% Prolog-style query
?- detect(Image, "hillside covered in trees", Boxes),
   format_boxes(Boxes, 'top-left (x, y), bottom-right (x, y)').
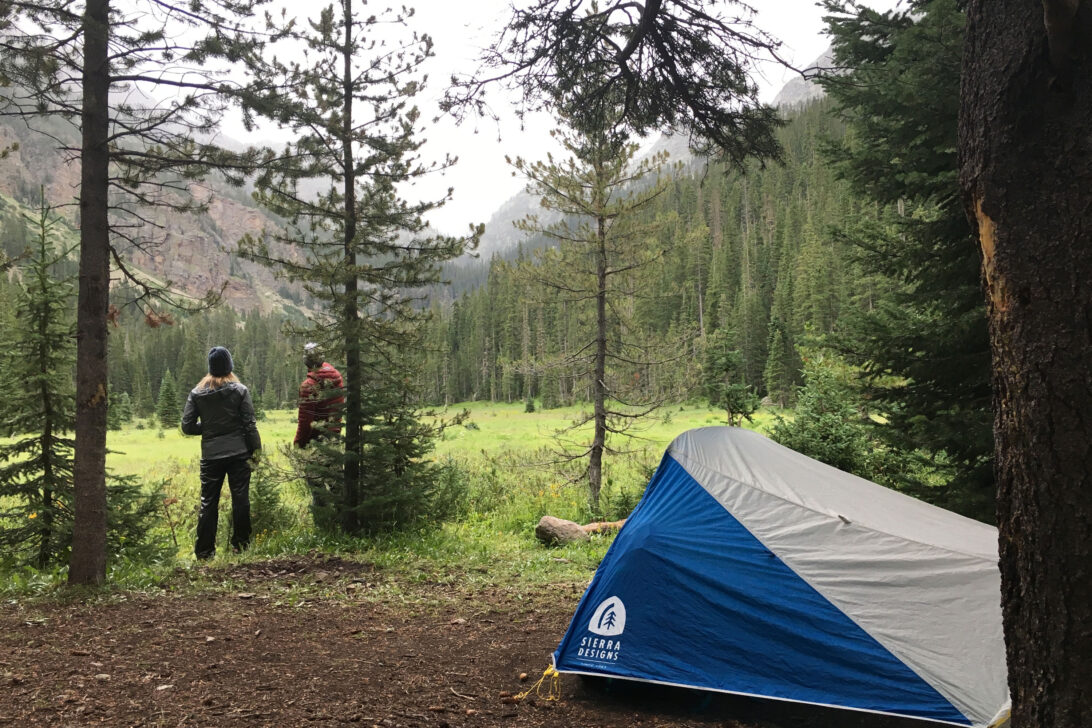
top-left (421, 101), bottom-right (853, 409)
top-left (419, 78), bottom-right (991, 522)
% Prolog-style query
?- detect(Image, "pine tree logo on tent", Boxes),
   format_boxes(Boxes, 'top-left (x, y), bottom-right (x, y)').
top-left (588, 597), bottom-right (626, 636)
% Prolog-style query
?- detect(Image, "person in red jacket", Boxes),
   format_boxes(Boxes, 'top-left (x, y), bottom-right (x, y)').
top-left (294, 343), bottom-right (345, 448)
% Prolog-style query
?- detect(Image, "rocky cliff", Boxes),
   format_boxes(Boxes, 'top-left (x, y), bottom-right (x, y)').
top-left (0, 117), bottom-right (300, 313)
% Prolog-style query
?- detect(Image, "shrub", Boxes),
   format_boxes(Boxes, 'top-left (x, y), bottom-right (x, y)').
top-left (429, 457), bottom-right (471, 522)
top-left (769, 353), bottom-right (912, 488)
top-left (249, 459), bottom-right (294, 537)
top-left (769, 355), bottom-right (869, 475)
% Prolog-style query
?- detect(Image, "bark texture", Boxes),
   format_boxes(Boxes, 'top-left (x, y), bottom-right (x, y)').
top-left (68, 0), bottom-right (110, 586)
top-left (340, 0), bottom-right (361, 535)
top-left (959, 2), bottom-right (1092, 725)
top-left (589, 212), bottom-right (607, 510)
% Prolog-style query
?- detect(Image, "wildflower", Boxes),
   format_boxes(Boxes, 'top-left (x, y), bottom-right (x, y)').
top-left (28, 513), bottom-right (37, 519)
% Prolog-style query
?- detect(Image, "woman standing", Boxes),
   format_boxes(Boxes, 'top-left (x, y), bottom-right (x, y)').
top-left (181, 346), bottom-right (262, 560)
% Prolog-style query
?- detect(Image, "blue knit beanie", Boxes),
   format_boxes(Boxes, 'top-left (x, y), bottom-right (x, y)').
top-left (208, 346), bottom-right (234, 377)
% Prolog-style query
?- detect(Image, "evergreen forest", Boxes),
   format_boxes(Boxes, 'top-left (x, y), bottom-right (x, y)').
top-left (0, 0), bottom-right (992, 528)
top-left (1, 0), bottom-right (1090, 725)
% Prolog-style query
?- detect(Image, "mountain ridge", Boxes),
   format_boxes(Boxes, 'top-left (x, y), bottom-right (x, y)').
top-left (0, 63), bottom-right (826, 311)
top-left (467, 54), bottom-right (828, 262)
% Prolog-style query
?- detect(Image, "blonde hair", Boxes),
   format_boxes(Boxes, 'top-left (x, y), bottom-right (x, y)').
top-left (197, 373), bottom-right (240, 390)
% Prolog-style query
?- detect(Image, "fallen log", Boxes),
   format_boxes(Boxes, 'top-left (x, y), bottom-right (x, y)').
top-left (535, 516), bottom-right (627, 545)
top-left (581, 519), bottom-right (626, 534)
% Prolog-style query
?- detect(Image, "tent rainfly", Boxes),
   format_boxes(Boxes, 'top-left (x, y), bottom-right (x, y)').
top-left (553, 427), bottom-right (1009, 727)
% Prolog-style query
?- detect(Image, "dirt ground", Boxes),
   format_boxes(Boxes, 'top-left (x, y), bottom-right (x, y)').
top-left (0, 555), bottom-right (930, 728)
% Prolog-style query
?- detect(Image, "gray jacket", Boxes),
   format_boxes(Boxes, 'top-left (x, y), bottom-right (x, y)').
top-left (181, 382), bottom-right (262, 461)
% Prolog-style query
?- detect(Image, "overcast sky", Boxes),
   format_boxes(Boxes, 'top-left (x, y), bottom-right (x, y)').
top-left (230, 0), bottom-right (901, 234)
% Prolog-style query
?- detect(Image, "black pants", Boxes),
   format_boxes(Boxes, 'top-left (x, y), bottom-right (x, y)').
top-left (194, 454), bottom-right (252, 559)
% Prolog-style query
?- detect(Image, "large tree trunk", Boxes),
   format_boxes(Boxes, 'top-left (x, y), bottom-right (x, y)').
top-left (69, 0), bottom-right (111, 586)
top-left (38, 286), bottom-right (56, 570)
top-left (589, 213), bottom-right (607, 510)
top-left (959, 2), bottom-right (1092, 725)
top-left (340, 0), bottom-right (361, 535)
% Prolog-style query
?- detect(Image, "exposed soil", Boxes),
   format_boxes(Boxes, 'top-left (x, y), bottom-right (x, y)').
top-left (0, 555), bottom-right (928, 728)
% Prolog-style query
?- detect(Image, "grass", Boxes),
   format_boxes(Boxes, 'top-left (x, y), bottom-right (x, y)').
top-left (108, 401), bottom-right (769, 473)
top-left (107, 409), bottom-right (301, 476)
top-left (431, 400), bottom-right (775, 458)
top-left (3, 401), bottom-right (780, 597)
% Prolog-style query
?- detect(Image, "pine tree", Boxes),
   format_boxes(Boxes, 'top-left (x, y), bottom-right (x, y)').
top-left (763, 327), bottom-right (795, 408)
top-left (702, 328), bottom-right (759, 426)
top-left (155, 369), bottom-right (180, 430)
top-left (819, 0), bottom-right (992, 520)
top-left (0, 202), bottom-right (77, 569)
top-left (520, 303), bottom-right (533, 406)
top-left (0, 202), bottom-right (165, 569)
top-left (178, 325), bottom-right (209, 396)
top-left (448, 0), bottom-right (784, 164)
top-left (106, 391), bottom-right (133, 431)
top-left (261, 374), bottom-right (277, 410)
top-left (240, 0), bottom-right (477, 534)
top-left (131, 360), bottom-right (154, 420)
top-left (735, 285), bottom-right (769, 390)
top-left (961, 1), bottom-right (1092, 723)
top-left (248, 459), bottom-right (290, 538)
top-left (764, 239), bottom-right (801, 404)
top-left (769, 355), bottom-right (876, 479)
top-left (1, 0), bottom-right (275, 584)
top-left (793, 221), bottom-right (843, 335)
top-left (511, 78), bottom-right (680, 509)
top-left (251, 383), bottom-right (266, 421)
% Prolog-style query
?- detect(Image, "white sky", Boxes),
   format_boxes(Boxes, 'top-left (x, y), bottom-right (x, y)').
top-left (229, 0), bottom-right (900, 234)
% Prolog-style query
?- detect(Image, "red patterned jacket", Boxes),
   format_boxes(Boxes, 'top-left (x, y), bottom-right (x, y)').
top-left (294, 362), bottom-right (345, 447)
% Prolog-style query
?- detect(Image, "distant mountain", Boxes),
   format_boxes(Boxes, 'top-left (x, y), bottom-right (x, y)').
top-left (0, 59), bottom-right (831, 311)
top-left (773, 49), bottom-right (832, 109)
top-left (0, 113), bottom-right (306, 314)
top-left (474, 188), bottom-right (553, 259)
top-left (467, 62), bottom-right (827, 263)
top-left (471, 131), bottom-right (704, 261)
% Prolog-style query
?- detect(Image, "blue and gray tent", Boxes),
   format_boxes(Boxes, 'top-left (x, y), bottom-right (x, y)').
top-left (554, 427), bottom-right (1010, 727)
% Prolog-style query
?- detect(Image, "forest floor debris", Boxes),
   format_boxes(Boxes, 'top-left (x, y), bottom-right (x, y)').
top-left (1, 554), bottom-right (924, 728)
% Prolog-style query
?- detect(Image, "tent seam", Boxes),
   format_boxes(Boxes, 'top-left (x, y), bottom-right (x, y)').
top-left (669, 448), bottom-right (996, 562)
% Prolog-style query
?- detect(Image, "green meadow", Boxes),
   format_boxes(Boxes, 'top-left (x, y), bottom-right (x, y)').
top-left (429, 401), bottom-right (774, 458)
top-left (5, 402), bottom-right (778, 593)
top-left (109, 401), bottom-right (770, 473)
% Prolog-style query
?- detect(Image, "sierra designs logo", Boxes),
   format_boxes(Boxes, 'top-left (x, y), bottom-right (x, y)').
top-left (577, 596), bottom-right (626, 663)
top-left (588, 596), bottom-right (626, 636)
